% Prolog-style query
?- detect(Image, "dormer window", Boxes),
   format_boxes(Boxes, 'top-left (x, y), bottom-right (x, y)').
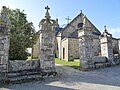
top-left (77, 23), bottom-right (83, 28)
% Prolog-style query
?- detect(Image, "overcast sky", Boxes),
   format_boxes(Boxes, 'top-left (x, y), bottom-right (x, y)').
top-left (0, 0), bottom-right (120, 38)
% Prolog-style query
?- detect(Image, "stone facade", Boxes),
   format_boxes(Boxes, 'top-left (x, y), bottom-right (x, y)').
top-left (59, 37), bottom-right (79, 61)
top-left (56, 11), bottom-right (101, 61)
top-left (32, 10), bottom-right (120, 62)
top-left (39, 6), bottom-right (57, 72)
top-left (68, 38), bottom-right (79, 60)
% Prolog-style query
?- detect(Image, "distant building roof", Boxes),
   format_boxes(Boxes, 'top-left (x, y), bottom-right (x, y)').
top-left (55, 26), bottom-right (63, 36)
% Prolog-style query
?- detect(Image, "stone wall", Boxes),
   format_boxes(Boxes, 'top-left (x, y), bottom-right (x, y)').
top-left (9, 60), bottom-right (40, 71)
top-left (68, 38), bottom-right (79, 60)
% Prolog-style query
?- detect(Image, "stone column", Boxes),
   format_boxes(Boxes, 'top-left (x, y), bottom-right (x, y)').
top-left (100, 26), bottom-right (114, 64)
top-left (39, 6), bottom-right (56, 72)
top-left (78, 27), bottom-right (95, 70)
top-left (0, 6), bottom-right (10, 65)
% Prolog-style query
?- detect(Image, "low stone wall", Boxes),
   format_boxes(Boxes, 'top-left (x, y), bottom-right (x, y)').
top-left (93, 56), bottom-right (107, 63)
top-left (9, 60), bottom-right (40, 71)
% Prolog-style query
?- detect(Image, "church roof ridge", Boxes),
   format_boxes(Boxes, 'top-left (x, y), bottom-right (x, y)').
top-left (84, 16), bottom-right (101, 34)
top-left (61, 10), bottom-right (84, 32)
top-left (61, 10), bottom-right (101, 35)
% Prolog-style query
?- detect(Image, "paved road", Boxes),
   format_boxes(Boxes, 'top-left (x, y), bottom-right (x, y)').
top-left (1, 65), bottom-right (120, 90)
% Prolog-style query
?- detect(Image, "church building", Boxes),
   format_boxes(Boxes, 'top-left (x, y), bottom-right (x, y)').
top-left (32, 8), bottom-right (119, 62)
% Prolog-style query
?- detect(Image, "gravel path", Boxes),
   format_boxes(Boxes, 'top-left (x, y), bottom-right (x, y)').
top-left (1, 64), bottom-right (120, 90)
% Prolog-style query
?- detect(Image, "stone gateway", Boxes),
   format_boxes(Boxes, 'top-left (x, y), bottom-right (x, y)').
top-left (0, 6), bottom-right (120, 83)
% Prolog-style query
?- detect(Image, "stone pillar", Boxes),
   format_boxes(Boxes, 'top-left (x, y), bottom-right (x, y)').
top-left (0, 6), bottom-right (10, 65)
top-left (100, 26), bottom-right (114, 64)
top-left (78, 27), bottom-right (95, 70)
top-left (39, 6), bottom-right (56, 72)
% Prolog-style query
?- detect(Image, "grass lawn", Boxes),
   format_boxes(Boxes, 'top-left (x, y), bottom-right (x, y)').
top-left (55, 58), bottom-right (80, 69)
top-left (27, 57), bottom-right (80, 69)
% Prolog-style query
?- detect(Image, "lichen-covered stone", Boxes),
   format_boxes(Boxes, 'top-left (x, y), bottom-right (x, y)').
top-left (39, 6), bottom-right (57, 72)
top-left (0, 6), bottom-right (10, 66)
top-left (9, 60), bottom-right (40, 71)
top-left (78, 27), bottom-right (95, 70)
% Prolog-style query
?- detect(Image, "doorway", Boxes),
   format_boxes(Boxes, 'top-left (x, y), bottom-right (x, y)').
top-left (63, 48), bottom-right (65, 59)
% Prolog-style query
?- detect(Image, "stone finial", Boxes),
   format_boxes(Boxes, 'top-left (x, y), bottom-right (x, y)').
top-left (80, 10), bottom-right (82, 13)
top-left (104, 25), bottom-right (106, 29)
top-left (104, 25), bottom-right (108, 33)
top-left (45, 6), bottom-right (51, 19)
top-left (102, 25), bottom-right (112, 37)
top-left (104, 25), bottom-right (109, 34)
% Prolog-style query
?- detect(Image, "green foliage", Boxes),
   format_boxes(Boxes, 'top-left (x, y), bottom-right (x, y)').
top-left (2, 7), bottom-right (37, 60)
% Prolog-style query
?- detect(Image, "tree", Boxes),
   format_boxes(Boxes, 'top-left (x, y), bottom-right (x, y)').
top-left (2, 7), bottom-right (37, 60)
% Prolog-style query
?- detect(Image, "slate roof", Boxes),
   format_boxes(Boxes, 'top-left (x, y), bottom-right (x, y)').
top-left (59, 11), bottom-right (101, 39)
top-left (55, 26), bottom-right (63, 36)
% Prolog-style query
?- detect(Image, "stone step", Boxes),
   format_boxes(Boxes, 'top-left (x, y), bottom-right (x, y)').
top-left (3, 69), bottom-right (57, 84)
top-left (5, 74), bottom-right (44, 84)
top-left (7, 70), bottom-right (47, 78)
top-left (4, 70), bottom-right (48, 84)
top-left (95, 62), bottom-right (110, 69)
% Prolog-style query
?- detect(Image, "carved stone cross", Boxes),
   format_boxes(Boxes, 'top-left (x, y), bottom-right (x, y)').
top-left (45, 6), bottom-right (50, 12)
